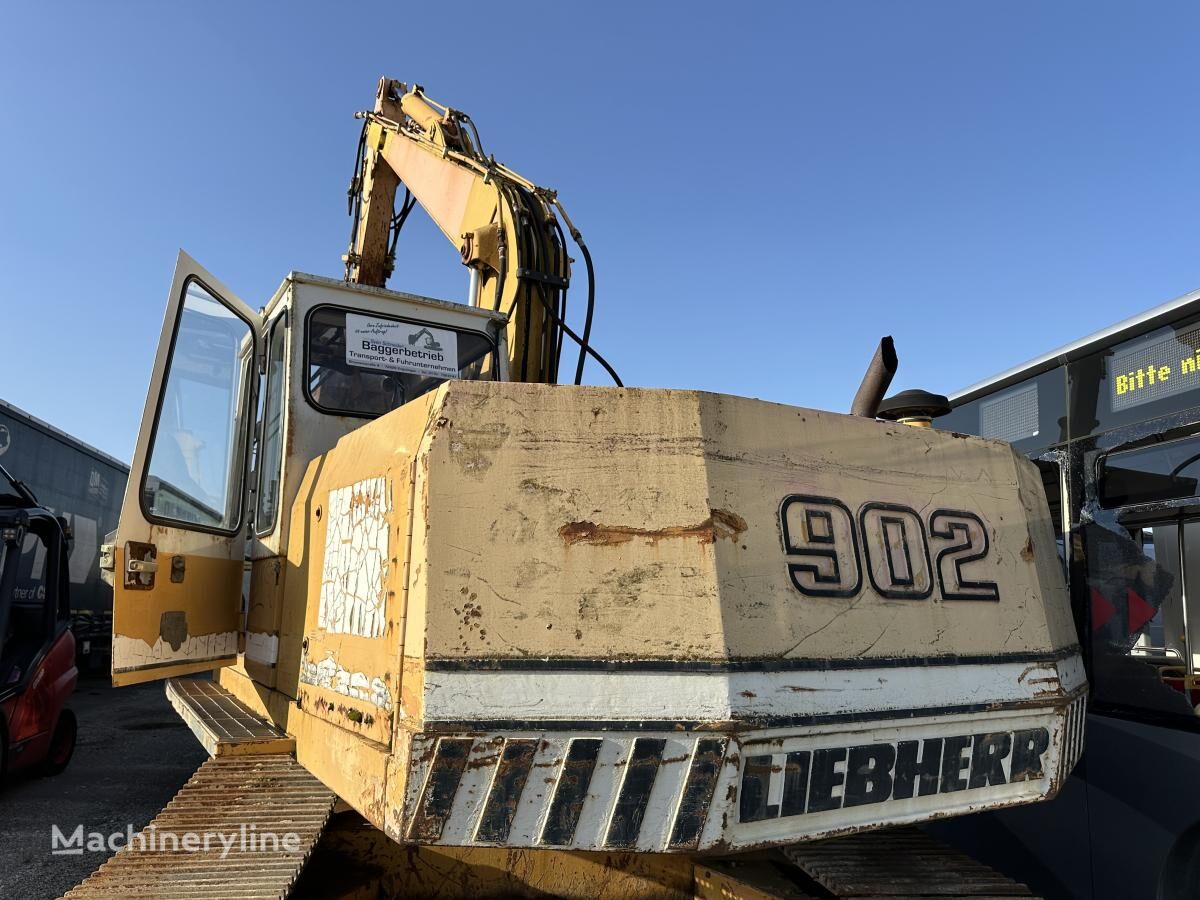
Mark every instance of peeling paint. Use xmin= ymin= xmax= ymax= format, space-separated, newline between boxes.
xmin=300 ymin=653 xmax=393 ymax=711
xmin=318 ymin=476 xmax=390 ymax=637
xmin=112 ymin=630 xmax=237 ymax=668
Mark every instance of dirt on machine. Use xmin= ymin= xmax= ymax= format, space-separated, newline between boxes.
xmin=72 ymin=78 xmax=1084 ymax=897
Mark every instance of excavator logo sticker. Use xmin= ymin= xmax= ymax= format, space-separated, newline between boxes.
xmin=407 ymin=328 xmax=444 ymax=352
xmin=739 ymin=727 xmax=1051 ymax=822
xmin=344 ymin=313 xmax=458 ymax=379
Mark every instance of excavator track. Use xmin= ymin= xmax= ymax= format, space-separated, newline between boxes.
xmin=67 ymin=678 xmax=1037 ymax=899
xmin=781 ymin=827 xmax=1035 ymax=898
xmin=62 ymin=754 xmax=336 ymax=900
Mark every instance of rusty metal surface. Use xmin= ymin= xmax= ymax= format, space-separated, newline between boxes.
xmin=782 ymin=826 xmax=1036 ymax=898
xmin=696 ymin=856 xmax=819 ymax=899
xmin=62 ymin=754 xmax=335 ymax=899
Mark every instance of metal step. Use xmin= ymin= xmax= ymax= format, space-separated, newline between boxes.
xmin=63 ymin=754 xmax=336 ymax=900
xmin=166 ymin=677 xmax=293 ymax=757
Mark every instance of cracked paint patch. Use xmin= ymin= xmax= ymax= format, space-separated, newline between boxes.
xmin=318 ymin=476 xmax=389 ymax=638
xmin=113 ymin=631 xmax=237 ymax=670
xmin=300 ymin=654 xmax=392 ymax=710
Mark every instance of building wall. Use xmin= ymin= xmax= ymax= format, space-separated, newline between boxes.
xmin=0 ymin=400 xmax=128 ymax=629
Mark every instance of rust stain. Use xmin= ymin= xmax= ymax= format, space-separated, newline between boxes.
xmin=466 ymin=753 xmax=501 ymax=770
xmin=1018 ymin=663 xmax=1051 ymax=684
xmin=558 ymin=508 xmax=748 ymax=547
xmin=1020 ymin=537 xmax=1035 ymax=561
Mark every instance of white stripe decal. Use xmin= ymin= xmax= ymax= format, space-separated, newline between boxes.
xmin=422 ymin=655 xmax=1086 ymax=723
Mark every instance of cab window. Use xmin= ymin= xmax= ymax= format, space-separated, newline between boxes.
xmin=305 ymin=306 xmax=495 ymax=418
xmin=141 ymin=279 xmax=256 ymax=532
xmin=1 ymin=523 xmax=63 ymax=687
xmin=255 ymin=312 xmax=288 ymax=534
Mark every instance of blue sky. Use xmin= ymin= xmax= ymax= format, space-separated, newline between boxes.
xmin=3 ymin=1 xmax=1200 ymax=462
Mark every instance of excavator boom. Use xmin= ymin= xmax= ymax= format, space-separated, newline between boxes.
xmin=345 ymin=78 xmax=601 ymax=387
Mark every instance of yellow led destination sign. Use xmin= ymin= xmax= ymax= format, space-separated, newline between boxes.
xmin=1111 ymin=323 xmax=1200 ymax=412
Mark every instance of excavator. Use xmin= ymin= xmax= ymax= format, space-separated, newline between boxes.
xmin=71 ymin=78 xmax=1085 ymax=898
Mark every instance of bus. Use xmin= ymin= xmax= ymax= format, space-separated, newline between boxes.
xmin=0 ymin=399 xmax=128 ymax=672
xmin=930 ymin=289 xmax=1200 ymax=899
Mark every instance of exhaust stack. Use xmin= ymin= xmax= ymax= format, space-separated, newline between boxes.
xmin=851 ymin=336 xmax=899 ymax=418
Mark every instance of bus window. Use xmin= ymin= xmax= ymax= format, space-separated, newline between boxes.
xmin=936 ymin=367 xmax=1068 ymax=456
xmin=1098 ymin=435 xmax=1200 ymax=508
xmin=1034 ymin=457 xmax=1067 ymax=572
xmin=1128 ymin=525 xmax=1184 ymax=661
xmin=1085 ymin=518 xmax=1197 ymax=720
xmin=1183 ymin=521 xmax=1200 ymax=676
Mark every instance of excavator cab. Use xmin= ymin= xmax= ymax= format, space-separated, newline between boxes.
xmin=102 ymin=252 xmax=507 ymax=686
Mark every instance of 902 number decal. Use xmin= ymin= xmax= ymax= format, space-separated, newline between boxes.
xmin=779 ymin=495 xmax=999 ymax=602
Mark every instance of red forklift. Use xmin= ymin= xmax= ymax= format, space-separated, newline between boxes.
xmin=0 ymin=463 xmax=78 ymax=782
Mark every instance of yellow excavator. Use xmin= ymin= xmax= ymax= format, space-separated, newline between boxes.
xmin=74 ymin=78 xmax=1084 ymax=898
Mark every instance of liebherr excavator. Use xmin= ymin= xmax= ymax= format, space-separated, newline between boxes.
xmin=74 ymin=79 xmax=1084 ymax=898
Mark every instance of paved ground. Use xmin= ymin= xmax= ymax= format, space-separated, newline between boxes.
xmin=0 ymin=676 xmax=206 ymax=900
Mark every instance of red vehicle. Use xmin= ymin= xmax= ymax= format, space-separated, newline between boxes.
xmin=0 ymin=464 xmax=78 ymax=781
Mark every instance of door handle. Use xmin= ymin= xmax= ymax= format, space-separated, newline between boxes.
xmin=124 ymin=541 xmax=158 ymax=589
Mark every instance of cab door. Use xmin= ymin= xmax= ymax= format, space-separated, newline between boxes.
xmin=108 ymin=252 xmax=260 ymax=686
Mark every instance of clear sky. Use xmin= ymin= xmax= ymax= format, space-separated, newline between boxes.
xmin=3 ymin=1 xmax=1200 ymax=462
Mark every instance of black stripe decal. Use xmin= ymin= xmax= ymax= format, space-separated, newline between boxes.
xmin=409 ymin=738 xmax=472 ymax=842
xmin=780 ymin=750 xmax=811 ymax=817
xmin=424 ymin=646 xmax=1080 ymax=673
xmin=475 ymin=739 xmax=537 ymax=844
xmin=739 ymin=754 xmax=776 ymax=822
xmin=606 ymin=738 xmax=666 ymax=848
xmin=668 ymin=738 xmax=726 ymax=849
xmin=424 ymin=684 xmax=1089 ymax=734
xmin=540 ymin=739 xmax=601 ymax=846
